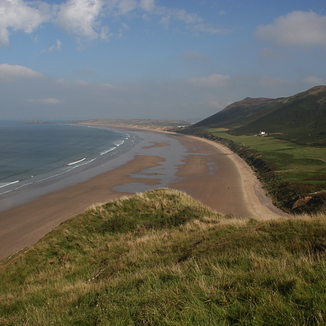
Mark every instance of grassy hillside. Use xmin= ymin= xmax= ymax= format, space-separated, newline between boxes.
xmin=231 ymin=86 xmax=326 ymax=146
xmin=194 ymin=97 xmax=278 ymax=129
xmin=1 ymin=189 xmax=326 ymax=325
xmin=194 ymin=86 xmax=326 ymax=146
xmin=179 ymin=86 xmax=326 ymax=213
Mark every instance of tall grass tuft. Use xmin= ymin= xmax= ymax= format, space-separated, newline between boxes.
xmin=1 ymin=188 xmax=326 ymax=325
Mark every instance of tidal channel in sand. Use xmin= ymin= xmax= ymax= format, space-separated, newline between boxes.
xmin=0 ymin=129 xmax=286 ymax=259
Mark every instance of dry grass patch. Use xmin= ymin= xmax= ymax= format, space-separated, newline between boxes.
xmin=1 ymin=189 xmax=326 ymax=325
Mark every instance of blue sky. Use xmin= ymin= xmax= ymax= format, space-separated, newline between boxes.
xmin=1 ymin=0 xmax=326 ymax=121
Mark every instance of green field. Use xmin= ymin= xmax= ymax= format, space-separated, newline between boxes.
xmin=1 ymin=189 xmax=326 ymax=325
xmin=206 ymin=128 xmax=326 ymax=190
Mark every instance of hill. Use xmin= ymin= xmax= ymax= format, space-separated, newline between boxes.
xmin=195 ymin=86 xmax=326 ymax=146
xmin=195 ymin=97 xmax=279 ymax=129
xmin=1 ymin=188 xmax=326 ymax=325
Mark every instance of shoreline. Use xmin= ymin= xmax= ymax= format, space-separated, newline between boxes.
xmin=0 ymin=128 xmax=286 ymax=259
xmin=0 ymin=124 xmax=138 ymax=213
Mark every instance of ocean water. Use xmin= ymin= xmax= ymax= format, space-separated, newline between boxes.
xmin=0 ymin=121 xmax=135 ymax=203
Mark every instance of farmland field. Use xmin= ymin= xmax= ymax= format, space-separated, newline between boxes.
xmin=206 ymin=128 xmax=326 ymax=189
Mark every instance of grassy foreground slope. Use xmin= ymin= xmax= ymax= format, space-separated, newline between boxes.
xmin=1 ymin=189 xmax=326 ymax=325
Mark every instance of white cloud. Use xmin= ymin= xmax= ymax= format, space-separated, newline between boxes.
xmin=0 ymin=0 xmax=226 ymax=45
xmin=0 ymin=64 xmax=44 ymax=82
xmin=117 ymin=22 xmax=129 ymax=38
xmin=183 ymin=50 xmax=209 ymax=62
xmin=121 ymin=22 xmax=129 ymax=30
xmin=188 ymin=74 xmax=231 ymax=87
xmin=55 ymin=0 xmax=103 ymax=42
xmin=139 ymin=0 xmax=155 ymax=11
xmin=100 ymin=26 xmax=113 ymax=40
xmin=111 ymin=1 xmax=224 ymax=36
xmin=42 ymin=39 xmax=62 ymax=53
xmin=156 ymin=6 xmax=203 ymax=29
xmin=0 ymin=0 xmax=46 ymax=47
xmin=159 ymin=15 xmax=170 ymax=29
xmin=256 ymin=11 xmax=326 ymax=48
xmin=118 ymin=0 xmax=137 ymax=14
xmin=27 ymin=98 xmax=62 ymax=105
xmin=169 ymin=8 xmax=203 ymax=25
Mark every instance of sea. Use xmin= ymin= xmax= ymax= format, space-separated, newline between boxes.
xmin=0 ymin=121 xmax=137 ymax=210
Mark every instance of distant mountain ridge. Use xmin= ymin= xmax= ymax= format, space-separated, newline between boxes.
xmin=195 ymin=86 xmax=326 ymax=146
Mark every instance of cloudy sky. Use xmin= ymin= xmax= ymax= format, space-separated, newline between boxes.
xmin=1 ymin=0 xmax=326 ymax=121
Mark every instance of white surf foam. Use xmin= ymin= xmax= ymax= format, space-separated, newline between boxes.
xmin=0 ymin=180 xmax=19 ymax=189
xmin=100 ymin=147 xmax=116 ymax=155
xmin=67 ymin=158 xmax=86 ymax=166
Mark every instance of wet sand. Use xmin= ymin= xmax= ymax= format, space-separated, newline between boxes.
xmin=0 ymin=130 xmax=286 ymax=259
xmin=171 ymin=135 xmax=287 ymax=219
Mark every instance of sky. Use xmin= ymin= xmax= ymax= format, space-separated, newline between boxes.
xmin=1 ymin=0 xmax=326 ymax=121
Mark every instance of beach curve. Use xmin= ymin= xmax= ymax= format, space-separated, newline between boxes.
xmin=0 ymin=128 xmax=286 ymax=259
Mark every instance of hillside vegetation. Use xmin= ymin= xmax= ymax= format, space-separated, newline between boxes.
xmin=1 ymin=189 xmax=326 ymax=325
xmin=179 ymin=86 xmax=326 ymax=214
xmin=195 ymin=86 xmax=326 ymax=146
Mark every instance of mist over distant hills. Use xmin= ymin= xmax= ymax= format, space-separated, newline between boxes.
xmin=195 ymin=86 xmax=326 ymax=146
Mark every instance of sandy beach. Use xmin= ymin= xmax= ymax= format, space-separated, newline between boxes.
xmin=0 ymin=129 xmax=287 ymax=259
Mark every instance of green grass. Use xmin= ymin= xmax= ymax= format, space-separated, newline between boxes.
xmin=1 ymin=189 xmax=326 ymax=325
xmin=206 ymin=128 xmax=326 ymax=188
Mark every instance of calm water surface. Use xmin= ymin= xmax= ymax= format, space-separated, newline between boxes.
xmin=0 ymin=121 xmax=135 ymax=199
